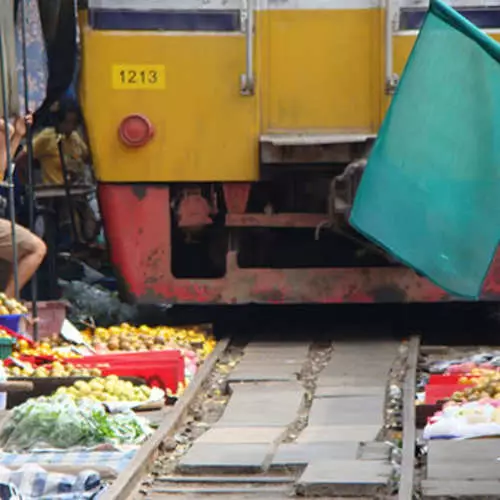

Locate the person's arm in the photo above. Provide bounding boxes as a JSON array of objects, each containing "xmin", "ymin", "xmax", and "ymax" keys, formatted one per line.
[
  {"xmin": 15, "ymin": 116, "xmax": 42, "ymax": 184},
  {"xmin": 75, "ymin": 132, "xmax": 89, "ymax": 162},
  {"xmin": 10, "ymin": 114, "xmax": 32, "ymax": 157}
]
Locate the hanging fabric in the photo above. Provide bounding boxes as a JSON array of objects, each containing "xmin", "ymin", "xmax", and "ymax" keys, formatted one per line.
[
  {"xmin": 62, "ymin": 0, "xmax": 80, "ymax": 101},
  {"xmin": 15, "ymin": 0, "xmax": 48, "ymax": 114},
  {"xmin": 37, "ymin": 0, "xmax": 62, "ymax": 46},
  {"xmin": 35, "ymin": 0, "xmax": 78, "ymax": 123},
  {"xmin": 0, "ymin": 0, "xmax": 19, "ymax": 117}
]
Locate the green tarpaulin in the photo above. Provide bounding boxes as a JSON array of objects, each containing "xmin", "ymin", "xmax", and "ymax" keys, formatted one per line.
[{"xmin": 350, "ymin": 0, "xmax": 500, "ymax": 299}]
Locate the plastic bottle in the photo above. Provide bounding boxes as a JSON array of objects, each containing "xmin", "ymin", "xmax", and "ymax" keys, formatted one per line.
[{"xmin": 0, "ymin": 361, "xmax": 7, "ymax": 410}]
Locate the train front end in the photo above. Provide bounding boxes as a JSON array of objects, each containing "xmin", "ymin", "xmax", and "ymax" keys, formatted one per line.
[{"xmin": 80, "ymin": 0, "xmax": 500, "ymax": 304}]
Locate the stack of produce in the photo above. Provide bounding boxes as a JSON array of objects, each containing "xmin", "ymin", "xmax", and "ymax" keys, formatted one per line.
[
  {"xmin": 424, "ymin": 399, "xmax": 500, "ymax": 439},
  {"xmin": 12, "ymin": 338, "xmax": 81, "ymax": 360},
  {"xmin": 449, "ymin": 371, "xmax": 500, "ymax": 403},
  {"xmin": 0, "ymin": 394, "xmax": 153, "ymax": 451},
  {"xmin": 5, "ymin": 360, "xmax": 102, "ymax": 379},
  {"xmin": 54, "ymin": 375, "xmax": 158, "ymax": 404},
  {"xmin": 0, "ymin": 294, "xmax": 28, "ymax": 316},
  {"xmin": 11, "ymin": 324, "xmax": 215, "ymax": 361},
  {"xmin": 79, "ymin": 324, "xmax": 215, "ymax": 359}
]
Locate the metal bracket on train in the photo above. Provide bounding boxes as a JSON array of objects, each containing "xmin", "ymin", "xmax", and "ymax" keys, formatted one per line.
[
  {"xmin": 385, "ymin": 74, "xmax": 400, "ymax": 95},
  {"xmin": 329, "ymin": 158, "xmax": 367, "ymax": 223}
]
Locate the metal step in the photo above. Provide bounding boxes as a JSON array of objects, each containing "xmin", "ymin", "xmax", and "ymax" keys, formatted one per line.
[
  {"xmin": 260, "ymin": 131, "xmax": 376, "ymax": 146},
  {"xmin": 260, "ymin": 131, "xmax": 375, "ymax": 164}
]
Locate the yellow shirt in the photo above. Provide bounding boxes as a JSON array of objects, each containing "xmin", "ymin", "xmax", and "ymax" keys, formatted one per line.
[{"xmin": 32, "ymin": 127, "xmax": 89, "ymax": 185}]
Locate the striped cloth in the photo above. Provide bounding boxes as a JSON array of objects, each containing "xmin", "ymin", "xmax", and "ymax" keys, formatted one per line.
[
  {"xmin": 0, "ymin": 463, "xmax": 104, "ymax": 499},
  {"xmin": 0, "ymin": 450, "xmax": 136, "ymax": 475}
]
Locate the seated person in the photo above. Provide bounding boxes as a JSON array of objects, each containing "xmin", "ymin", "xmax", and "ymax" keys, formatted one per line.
[
  {"xmin": 17, "ymin": 99, "xmax": 98, "ymax": 247},
  {"xmin": 0, "ymin": 114, "xmax": 46, "ymax": 297}
]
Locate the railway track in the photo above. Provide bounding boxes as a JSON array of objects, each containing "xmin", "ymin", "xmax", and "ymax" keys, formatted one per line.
[
  {"xmin": 98, "ymin": 330, "xmax": 417, "ymax": 499},
  {"xmin": 99, "ymin": 304, "xmax": 500, "ymax": 500}
]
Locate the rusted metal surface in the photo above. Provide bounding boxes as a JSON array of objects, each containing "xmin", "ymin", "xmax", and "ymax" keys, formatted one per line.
[
  {"xmin": 176, "ymin": 188, "xmax": 213, "ymax": 228},
  {"xmin": 222, "ymin": 183, "xmax": 251, "ymax": 214},
  {"xmin": 329, "ymin": 158, "xmax": 367, "ymax": 221},
  {"xmin": 226, "ymin": 213, "xmax": 325, "ymax": 228},
  {"xmin": 98, "ymin": 183, "xmax": 500, "ymax": 305}
]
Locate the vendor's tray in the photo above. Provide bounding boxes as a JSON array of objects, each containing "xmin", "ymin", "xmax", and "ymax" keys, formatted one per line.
[{"xmin": 5, "ymin": 375, "xmax": 164, "ymax": 412}]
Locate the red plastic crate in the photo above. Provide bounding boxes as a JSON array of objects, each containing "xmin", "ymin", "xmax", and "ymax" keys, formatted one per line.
[
  {"xmin": 98, "ymin": 362, "xmax": 183, "ymax": 391},
  {"xmin": 70, "ymin": 349, "xmax": 183, "ymax": 364},
  {"xmin": 428, "ymin": 374, "xmax": 475, "ymax": 385},
  {"xmin": 65, "ymin": 350, "xmax": 185, "ymax": 391},
  {"xmin": 425, "ymin": 384, "xmax": 472, "ymax": 404}
]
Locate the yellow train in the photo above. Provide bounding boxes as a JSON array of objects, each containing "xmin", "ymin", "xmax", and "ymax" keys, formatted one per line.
[{"xmin": 79, "ymin": 0, "xmax": 500, "ymax": 304}]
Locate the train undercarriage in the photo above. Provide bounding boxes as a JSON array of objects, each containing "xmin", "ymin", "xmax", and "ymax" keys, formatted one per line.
[{"xmin": 98, "ymin": 137, "xmax": 500, "ymax": 305}]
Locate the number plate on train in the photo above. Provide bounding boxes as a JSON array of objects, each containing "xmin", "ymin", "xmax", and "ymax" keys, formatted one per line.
[{"xmin": 112, "ymin": 65, "xmax": 166, "ymax": 90}]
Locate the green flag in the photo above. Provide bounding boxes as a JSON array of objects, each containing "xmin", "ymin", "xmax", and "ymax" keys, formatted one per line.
[{"xmin": 350, "ymin": 0, "xmax": 500, "ymax": 299}]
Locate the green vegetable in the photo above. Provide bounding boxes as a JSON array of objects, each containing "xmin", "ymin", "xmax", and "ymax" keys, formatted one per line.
[{"xmin": 0, "ymin": 394, "xmax": 153, "ymax": 452}]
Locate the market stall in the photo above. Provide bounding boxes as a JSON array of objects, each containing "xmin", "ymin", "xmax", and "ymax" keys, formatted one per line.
[
  {"xmin": 417, "ymin": 350, "xmax": 500, "ymax": 439},
  {"xmin": 0, "ymin": 294, "xmax": 216, "ymax": 498}
]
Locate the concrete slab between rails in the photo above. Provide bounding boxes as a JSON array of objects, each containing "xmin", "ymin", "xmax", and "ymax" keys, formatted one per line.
[
  {"xmin": 422, "ymin": 480, "xmax": 500, "ymax": 499},
  {"xmin": 307, "ymin": 396, "xmax": 385, "ymax": 427},
  {"xmin": 357, "ymin": 441, "xmax": 393, "ymax": 461},
  {"xmin": 314, "ymin": 386, "xmax": 386, "ymax": 398},
  {"xmin": 177, "ymin": 443, "xmax": 275, "ymax": 474},
  {"xmin": 296, "ymin": 425, "xmax": 382, "ymax": 443},
  {"xmin": 331, "ymin": 340, "xmax": 400, "ymax": 352},
  {"xmin": 195, "ymin": 427, "xmax": 287, "ymax": 445},
  {"xmin": 228, "ymin": 344, "xmax": 309, "ymax": 382},
  {"xmin": 316, "ymin": 375, "xmax": 390, "ymax": 388},
  {"xmin": 271, "ymin": 442, "xmax": 359, "ymax": 468},
  {"xmin": 241, "ymin": 344, "xmax": 309, "ymax": 358},
  {"xmin": 427, "ymin": 439, "xmax": 500, "ymax": 465},
  {"xmin": 318, "ymin": 361, "xmax": 394, "ymax": 380},
  {"xmin": 427, "ymin": 440, "xmax": 500, "ymax": 482},
  {"xmin": 215, "ymin": 382, "xmax": 305, "ymax": 428},
  {"xmin": 294, "ymin": 459, "xmax": 391, "ymax": 497},
  {"xmin": 427, "ymin": 463, "xmax": 500, "ymax": 481},
  {"xmin": 228, "ymin": 365, "xmax": 303, "ymax": 383},
  {"xmin": 241, "ymin": 345, "xmax": 310, "ymax": 362}
]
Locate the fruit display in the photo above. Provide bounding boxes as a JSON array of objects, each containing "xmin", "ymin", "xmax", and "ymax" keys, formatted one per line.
[
  {"xmin": 5, "ymin": 360, "xmax": 102, "ymax": 379},
  {"xmin": 80, "ymin": 324, "xmax": 216, "ymax": 358},
  {"xmin": 450, "ymin": 372, "xmax": 500, "ymax": 402},
  {"xmin": 0, "ymin": 330, "xmax": 13, "ymax": 339},
  {"xmin": 166, "ymin": 381, "xmax": 185, "ymax": 399},
  {"xmin": 0, "ymin": 293, "xmax": 28, "ymax": 316},
  {"xmin": 12, "ymin": 338, "xmax": 82, "ymax": 360},
  {"xmin": 54, "ymin": 375, "xmax": 159, "ymax": 404},
  {"xmin": 457, "ymin": 368, "xmax": 498, "ymax": 385}
]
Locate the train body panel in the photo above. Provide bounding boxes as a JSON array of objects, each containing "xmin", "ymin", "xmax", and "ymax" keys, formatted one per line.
[
  {"xmin": 81, "ymin": 0, "xmax": 500, "ymax": 304},
  {"xmin": 260, "ymin": 6, "xmax": 383, "ymax": 132},
  {"xmin": 82, "ymin": 29, "xmax": 259, "ymax": 182}
]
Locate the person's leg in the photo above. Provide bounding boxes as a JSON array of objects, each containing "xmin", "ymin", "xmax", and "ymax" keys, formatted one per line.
[{"xmin": 0, "ymin": 220, "xmax": 46, "ymax": 297}]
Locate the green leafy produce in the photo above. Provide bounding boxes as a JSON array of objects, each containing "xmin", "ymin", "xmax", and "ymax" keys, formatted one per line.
[{"xmin": 0, "ymin": 394, "xmax": 153, "ymax": 452}]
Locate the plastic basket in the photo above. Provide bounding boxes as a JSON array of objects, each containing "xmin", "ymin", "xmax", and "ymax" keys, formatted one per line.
[
  {"xmin": 0, "ymin": 336, "xmax": 15, "ymax": 360},
  {"xmin": 0, "ymin": 314, "xmax": 24, "ymax": 333},
  {"xmin": 26, "ymin": 301, "xmax": 68, "ymax": 339}
]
